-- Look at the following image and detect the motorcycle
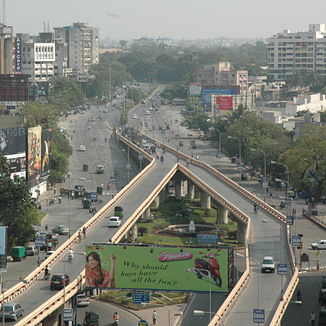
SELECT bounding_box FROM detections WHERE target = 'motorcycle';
[113,315,119,325]
[44,270,51,280]
[194,252,222,287]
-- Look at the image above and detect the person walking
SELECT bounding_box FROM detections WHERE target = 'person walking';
[152,310,157,325]
[82,226,87,238]
[296,289,302,302]
[310,311,316,326]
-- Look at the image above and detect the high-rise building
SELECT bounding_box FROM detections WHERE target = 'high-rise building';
[267,24,326,81]
[0,24,14,74]
[54,22,99,73]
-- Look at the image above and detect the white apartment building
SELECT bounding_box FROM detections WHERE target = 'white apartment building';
[196,62,248,94]
[54,22,99,73]
[18,33,55,83]
[267,24,326,81]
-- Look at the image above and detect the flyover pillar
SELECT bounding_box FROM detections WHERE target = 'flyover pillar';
[175,180,182,199]
[187,181,195,199]
[200,192,211,209]
[152,195,160,208]
[217,205,229,224]
[194,186,201,199]
[237,220,247,244]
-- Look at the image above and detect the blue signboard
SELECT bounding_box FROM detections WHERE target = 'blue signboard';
[133,292,150,305]
[292,236,301,246]
[90,192,98,200]
[197,234,219,245]
[285,197,292,205]
[253,309,265,323]
[277,263,287,275]
[202,88,237,107]
[63,308,73,322]
[35,237,44,248]
[286,216,293,225]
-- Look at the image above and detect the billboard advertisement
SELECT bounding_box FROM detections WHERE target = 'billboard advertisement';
[15,37,22,73]
[0,227,7,272]
[0,127,27,179]
[202,88,237,108]
[27,126,42,187]
[85,245,230,293]
[216,96,233,111]
[41,129,52,177]
[189,83,201,96]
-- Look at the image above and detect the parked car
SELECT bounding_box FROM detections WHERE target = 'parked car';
[77,294,90,307]
[132,113,137,119]
[261,256,275,273]
[0,303,24,321]
[52,225,69,235]
[79,145,86,151]
[26,246,38,256]
[50,273,70,290]
[108,216,121,227]
[311,240,326,250]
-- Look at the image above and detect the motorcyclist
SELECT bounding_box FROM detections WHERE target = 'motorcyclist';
[45,265,51,278]
[67,248,74,261]
[113,312,120,323]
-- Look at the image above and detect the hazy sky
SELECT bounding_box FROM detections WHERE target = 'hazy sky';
[6,0,326,41]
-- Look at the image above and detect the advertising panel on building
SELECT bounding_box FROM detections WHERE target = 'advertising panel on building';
[189,83,201,96]
[85,244,231,293]
[15,37,22,73]
[0,127,27,179]
[41,129,52,178]
[0,74,29,101]
[27,126,42,187]
[0,227,7,272]
[216,96,233,111]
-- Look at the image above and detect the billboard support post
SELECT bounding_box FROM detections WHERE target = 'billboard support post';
[186,268,211,322]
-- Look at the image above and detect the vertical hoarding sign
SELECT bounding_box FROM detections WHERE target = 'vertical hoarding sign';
[41,129,52,177]
[0,227,7,272]
[0,127,27,179]
[15,37,22,73]
[27,126,42,187]
[85,245,230,293]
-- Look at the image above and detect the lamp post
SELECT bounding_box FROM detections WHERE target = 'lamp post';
[251,148,267,201]
[236,253,260,322]
[271,161,289,198]
[1,279,28,326]
[228,136,242,182]
[193,310,225,326]
[262,219,284,296]
[216,129,222,170]
[68,178,85,238]
[186,268,212,322]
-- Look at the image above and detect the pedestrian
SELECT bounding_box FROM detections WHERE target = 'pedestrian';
[78,230,82,242]
[310,311,316,326]
[296,289,302,302]
[152,310,157,325]
[37,256,41,267]
[83,226,87,238]
[270,192,273,199]
[316,260,320,272]
[58,196,62,204]
[45,224,48,231]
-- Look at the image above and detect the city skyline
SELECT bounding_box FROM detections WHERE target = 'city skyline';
[6,0,326,41]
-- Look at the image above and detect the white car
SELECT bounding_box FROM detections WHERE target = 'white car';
[26,246,38,256]
[108,216,121,227]
[45,251,55,260]
[311,240,326,250]
[261,256,275,273]
[132,113,137,119]
[76,294,90,307]
[79,145,86,151]
[145,110,150,115]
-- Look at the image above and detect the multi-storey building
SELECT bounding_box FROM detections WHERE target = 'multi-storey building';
[196,62,248,94]
[0,24,14,74]
[54,22,99,73]
[18,33,55,83]
[267,24,326,81]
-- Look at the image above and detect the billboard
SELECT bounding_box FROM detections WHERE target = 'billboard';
[216,96,233,111]
[85,245,230,293]
[27,126,42,187]
[41,129,52,177]
[0,227,7,272]
[189,83,201,96]
[202,88,237,108]
[15,37,22,73]
[0,127,27,179]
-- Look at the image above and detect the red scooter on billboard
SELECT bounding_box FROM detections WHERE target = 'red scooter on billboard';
[194,252,222,287]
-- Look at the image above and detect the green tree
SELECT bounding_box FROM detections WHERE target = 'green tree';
[0,154,38,248]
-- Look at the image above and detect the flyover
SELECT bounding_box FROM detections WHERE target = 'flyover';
[1,128,298,326]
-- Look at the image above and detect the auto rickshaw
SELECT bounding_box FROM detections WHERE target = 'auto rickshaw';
[84,311,99,326]
[83,164,88,171]
[179,140,184,147]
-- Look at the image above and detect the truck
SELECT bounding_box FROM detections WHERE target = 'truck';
[114,206,124,218]
[11,246,26,261]
[96,165,104,174]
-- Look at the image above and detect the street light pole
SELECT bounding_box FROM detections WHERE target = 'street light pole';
[228,136,242,182]
[251,148,267,201]
[186,268,211,321]
[271,161,289,198]
[68,178,85,238]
